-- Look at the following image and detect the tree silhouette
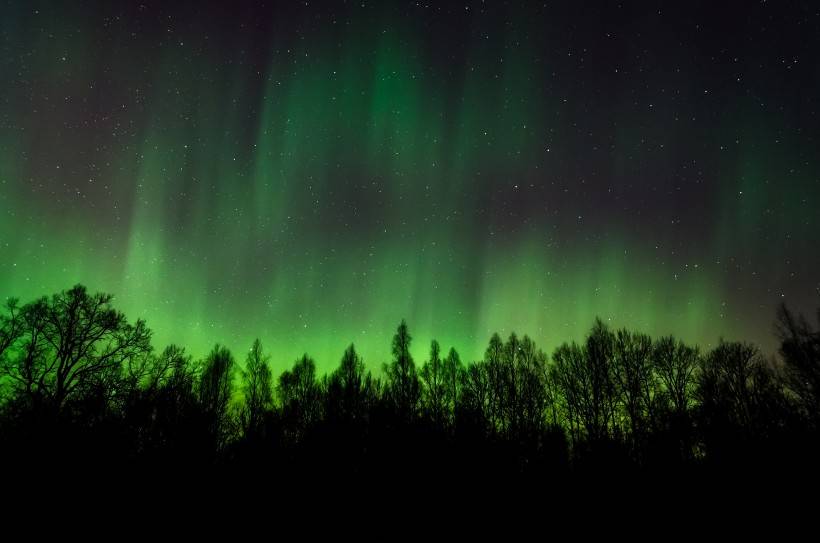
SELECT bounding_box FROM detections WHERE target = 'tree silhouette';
[122,344,201,461]
[776,303,820,425]
[240,339,273,439]
[326,343,373,425]
[697,341,762,428]
[516,336,548,438]
[140,344,190,393]
[199,344,235,449]
[649,336,700,463]
[612,328,655,450]
[420,339,447,427]
[2,283,819,491]
[489,333,549,439]
[0,285,152,413]
[443,346,463,426]
[498,332,521,436]
[0,298,24,363]
[484,332,504,432]
[459,361,491,434]
[695,339,788,469]
[384,319,420,422]
[652,336,699,417]
[551,319,618,445]
[278,353,321,441]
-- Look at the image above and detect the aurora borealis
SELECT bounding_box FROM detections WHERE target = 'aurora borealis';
[1,1,818,371]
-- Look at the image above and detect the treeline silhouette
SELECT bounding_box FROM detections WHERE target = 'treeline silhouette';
[1,284,819,493]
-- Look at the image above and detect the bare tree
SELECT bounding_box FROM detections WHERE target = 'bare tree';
[199,344,235,448]
[551,341,586,442]
[612,329,655,441]
[443,347,462,423]
[697,340,784,436]
[240,339,273,437]
[652,336,699,416]
[551,319,618,444]
[775,303,820,423]
[420,339,447,427]
[516,335,549,439]
[484,332,504,432]
[459,361,490,433]
[0,285,152,411]
[0,298,24,362]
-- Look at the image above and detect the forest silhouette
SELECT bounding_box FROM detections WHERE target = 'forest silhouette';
[1,284,819,496]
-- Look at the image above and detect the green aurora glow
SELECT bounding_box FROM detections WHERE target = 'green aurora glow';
[1,2,818,371]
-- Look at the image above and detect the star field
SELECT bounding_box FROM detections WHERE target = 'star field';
[1,1,818,370]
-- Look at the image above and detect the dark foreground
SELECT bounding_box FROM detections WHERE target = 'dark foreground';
[2,285,819,506]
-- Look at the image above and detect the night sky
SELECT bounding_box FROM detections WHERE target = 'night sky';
[1,1,818,371]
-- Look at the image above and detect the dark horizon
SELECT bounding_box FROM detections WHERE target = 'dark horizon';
[1,283,819,493]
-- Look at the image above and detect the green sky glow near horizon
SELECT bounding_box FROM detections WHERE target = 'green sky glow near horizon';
[1,2,818,372]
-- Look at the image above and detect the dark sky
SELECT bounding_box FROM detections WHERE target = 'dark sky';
[1,1,818,369]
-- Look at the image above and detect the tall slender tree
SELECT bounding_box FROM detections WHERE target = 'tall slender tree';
[240,339,273,438]
[384,319,420,421]
[443,347,463,421]
[199,344,235,448]
[420,339,446,427]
